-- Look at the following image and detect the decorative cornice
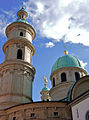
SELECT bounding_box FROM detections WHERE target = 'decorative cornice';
[5,22,36,40]
[69,90,89,107]
[3,38,35,56]
[0,60,36,76]
[50,67,87,80]
[71,75,89,100]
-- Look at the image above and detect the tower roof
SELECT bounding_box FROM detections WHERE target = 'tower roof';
[13,19,28,24]
[51,55,83,74]
[40,77,50,93]
[42,87,50,92]
[14,3,28,24]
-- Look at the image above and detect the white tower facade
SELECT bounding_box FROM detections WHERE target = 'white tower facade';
[0,6,36,109]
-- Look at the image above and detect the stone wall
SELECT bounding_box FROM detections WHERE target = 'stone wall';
[0,102,72,120]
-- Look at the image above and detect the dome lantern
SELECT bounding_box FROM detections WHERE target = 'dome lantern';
[17,2,28,20]
[40,77,51,101]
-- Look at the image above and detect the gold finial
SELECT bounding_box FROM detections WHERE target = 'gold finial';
[21,2,24,9]
[64,45,68,55]
[43,76,47,87]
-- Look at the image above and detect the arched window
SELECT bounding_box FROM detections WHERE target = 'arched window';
[13,117,16,120]
[20,32,23,36]
[75,72,80,81]
[17,49,22,59]
[53,77,55,87]
[61,72,66,82]
[86,111,89,120]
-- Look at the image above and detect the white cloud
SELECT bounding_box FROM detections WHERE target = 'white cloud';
[25,0,89,46]
[37,2,44,13]
[79,60,87,68]
[0,15,7,36]
[45,42,55,48]
[0,9,16,37]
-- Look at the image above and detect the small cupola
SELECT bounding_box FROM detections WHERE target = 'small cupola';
[40,77,51,101]
[17,2,28,20]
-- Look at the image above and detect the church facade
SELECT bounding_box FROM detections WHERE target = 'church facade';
[0,5,89,120]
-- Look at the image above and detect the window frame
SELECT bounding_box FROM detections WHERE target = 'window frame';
[13,117,16,120]
[30,113,35,118]
[75,72,80,81]
[86,111,89,120]
[61,72,67,82]
[54,112,58,117]
[53,77,55,87]
[20,32,23,36]
[17,49,23,59]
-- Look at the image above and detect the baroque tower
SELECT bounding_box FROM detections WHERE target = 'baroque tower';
[0,5,35,109]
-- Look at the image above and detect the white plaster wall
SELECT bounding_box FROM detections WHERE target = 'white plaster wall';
[52,69,75,86]
[51,68,85,87]
[6,44,17,60]
[25,46,31,63]
[72,97,89,120]
[23,74,32,99]
[8,29,32,43]
[50,81,74,101]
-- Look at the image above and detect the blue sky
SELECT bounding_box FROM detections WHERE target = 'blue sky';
[0,0,89,101]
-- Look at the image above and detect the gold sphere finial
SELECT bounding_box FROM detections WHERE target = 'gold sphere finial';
[43,76,47,83]
[64,50,68,55]
[43,76,47,87]
[21,2,24,9]
[64,45,68,55]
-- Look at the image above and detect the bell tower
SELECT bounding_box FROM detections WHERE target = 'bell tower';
[0,5,36,109]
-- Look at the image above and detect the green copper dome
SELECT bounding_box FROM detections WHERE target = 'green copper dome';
[51,55,82,73]
[13,19,28,24]
[42,87,50,92]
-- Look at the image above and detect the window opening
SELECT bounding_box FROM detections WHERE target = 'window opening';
[17,49,22,59]
[31,113,35,118]
[76,109,79,118]
[13,117,16,120]
[61,72,66,82]
[20,32,23,36]
[86,111,89,120]
[54,112,58,117]
[75,72,80,81]
[53,77,55,87]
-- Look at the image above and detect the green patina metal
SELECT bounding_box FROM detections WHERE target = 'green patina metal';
[19,8,25,11]
[51,55,82,73]
[42,87,50,92]
[13,19,28,24]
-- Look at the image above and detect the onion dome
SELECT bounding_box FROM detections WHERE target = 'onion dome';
[42,86,50,92]
[41,76,50,92]
[51,50,83,74]
[14,2,28,24]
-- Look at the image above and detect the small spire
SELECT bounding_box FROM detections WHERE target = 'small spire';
[21,2,24,9]
[43,76,47,87]
[64,45,68,55]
